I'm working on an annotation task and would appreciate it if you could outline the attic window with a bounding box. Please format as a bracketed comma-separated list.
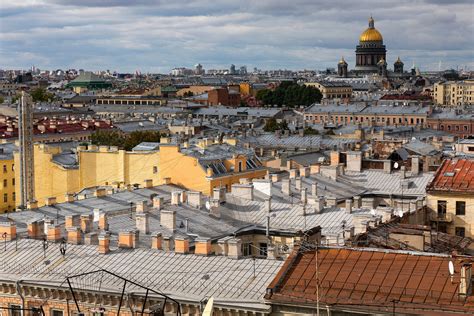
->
[444, 172, 455, 177]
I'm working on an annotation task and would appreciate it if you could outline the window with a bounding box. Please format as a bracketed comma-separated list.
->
[9, 305, 22, 316]
[456, 201, 466, 215]
[455, 227, 466, 238]
[259, 243, 268, 257]
[3, 179, 6, 187]
[153, 166, 158, 174]
[3, 165, 6, 173]
[51, 310, 64, 316]
[12, 192, 15, 201]
[242, 242, 253, 256]
[437, 200, 447, 215]
[3, 193, 7, 203]
[12, 178, 15, 186]
[238, 161, 243, 172]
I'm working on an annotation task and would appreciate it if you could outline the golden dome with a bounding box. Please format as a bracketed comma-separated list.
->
[359, 16, 383, 42]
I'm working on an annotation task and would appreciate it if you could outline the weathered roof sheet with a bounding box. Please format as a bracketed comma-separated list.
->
[427, 158, 474, 193]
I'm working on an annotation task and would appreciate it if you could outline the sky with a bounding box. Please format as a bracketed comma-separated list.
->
[0, 0, 473, 73]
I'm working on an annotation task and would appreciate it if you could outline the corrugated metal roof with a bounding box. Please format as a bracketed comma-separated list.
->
[427, 158, 474, 193]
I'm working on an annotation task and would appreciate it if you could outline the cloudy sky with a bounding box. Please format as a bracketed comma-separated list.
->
[0, 0, 472, 73]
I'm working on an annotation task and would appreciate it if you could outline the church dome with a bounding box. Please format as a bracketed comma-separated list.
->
[359, 17, 383, 42]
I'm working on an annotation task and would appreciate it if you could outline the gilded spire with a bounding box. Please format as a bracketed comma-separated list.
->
[369, 16, 374, 28]
[338, 56, 347, 64]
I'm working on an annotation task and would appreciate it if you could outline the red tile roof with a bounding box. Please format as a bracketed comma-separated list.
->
[427, 158, 474, 193]
[266, 246, 474, 314]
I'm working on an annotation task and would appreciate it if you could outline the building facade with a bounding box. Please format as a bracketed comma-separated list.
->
[355, 17, 387, 73]
[434, 80, 474, 106]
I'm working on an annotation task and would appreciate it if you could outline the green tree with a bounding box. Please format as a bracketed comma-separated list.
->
[255, 82, 322, 107]
[303, 127, 319, 135]
[0, 96, 4, 104]
[123, 131, 162, 151]
[90, 130, 126, 148]
[30, 88, 54, 102]
[263, 118, 288, 132]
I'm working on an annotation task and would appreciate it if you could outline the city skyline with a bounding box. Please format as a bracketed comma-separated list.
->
[1, 0, 473, 72]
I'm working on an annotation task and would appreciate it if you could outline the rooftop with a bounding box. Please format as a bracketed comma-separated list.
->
[427, 158, 474, 193]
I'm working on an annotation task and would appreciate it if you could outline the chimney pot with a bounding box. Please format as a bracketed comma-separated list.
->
[118, 230, 136, 249]
[67, 226, 82, 245]
[98, 232, 111, 254]
[227, 238, 242, 259]
[151, 232, 162, 250]
[175, 236, 190, 254]
[160, 210, 177, 232]
[195, 238, 212, 256]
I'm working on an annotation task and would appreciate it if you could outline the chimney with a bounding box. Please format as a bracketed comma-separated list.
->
[171, 191, 181, 205]
[289, 169, 298, 179]
[346, 199, 353, 214]
[94, 188, 106, 198]
[136, 213, 150, 234]
[411, 156, 420, 176]
[209, 198, 221, 218]
[353, 196, 361, 208]
[311, 181, 318, 197]
[80, 214, 92, 233]
[267, 245, 277, 260]
[47, 224, 62, 242]
[195, 238, 212, 256]
[153, 196, 164, 210]
[135, 200, 149, 213]
[151, 233, 162, 250]
[227, 238, 242, 259]
[330, 151, 340, 166]
[98, 232, 111, 254]
[143, 179, 153, 188]
[67, 227, 82, 245]
[118, 230, 136, 249]
[163, 235, 174, 252]
[271, 173, 280, 183]
[295, 177, 302, 191]
[0, 222, 16, 241]
[300, 167, 310, 178]
[301, 188, 308, 205]
[84, 232, 99, 245]
[27, 220, 43, 239]
[99, 212, 108, 231]
[163, 177, 171, 185]
[175, 236, 190, 254]
[45, 196, 57, 206]
[282, 178, 290, 196]
[459, 263, 472, 296]
[161, 210, 176, 232]
[27, 200, 38, 210]
[231, 184, 254, 200]
[383, 160, 392, 174]
[213, 187, 226, 202]
[187, 191, 202, 209]
[326, 196, 337, 207]
[362, 197, 375, 209]
[65, 215, 80, 229]
[315, 196, 325, 213]
[65, 193, 75, 203]
[346, 151, 362, 172]
[217, 237, 230, 256]
[400, 166, 406, 179]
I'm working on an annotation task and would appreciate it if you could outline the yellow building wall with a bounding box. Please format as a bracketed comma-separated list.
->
[0, 158, 15, 213]
[158, 145, 210, 194]
[78, 149, 126, 188]
[427, 193, 474, 238]
[125, 152, 160, 186]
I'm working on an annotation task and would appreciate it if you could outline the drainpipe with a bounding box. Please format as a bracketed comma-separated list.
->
[15, 280, 25, 316]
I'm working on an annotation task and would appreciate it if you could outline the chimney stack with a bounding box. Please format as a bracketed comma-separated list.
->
[118, 230, 136, 249]
[136, 213, 150, 234]
[300, 167, 310, 178]
[411, 156, 420, 176]
[213, 187, 226, 203]
[301, 188, 308, 205]
[187, 191, 202, 209]
[65, 193, 75, 203]
[160, 210, 176, 232]
[289, 169, 298, 179]
[171, 191, 181, 205]
[98, 232, 111, 254]
[67, 227, 82, 245]
[47, 224, 62, 242]
[353, 196, 361, 208]
[153, 196, 164, 210]
[346, 199, 353, 214]
[163, 235, 174, 252]
[135, 200, 149, 213]
[311, 181, 318, 197]
[400, 166, 406, 179]
[27, 200, 38, 210]
[143, 179, 153, 188]
[80, 214, 93, 233]
[295, 177, 302, 191]
[315, 196, 325, 213]
[151, 233, 162, 250]
[195, 238, 212, 256]
[281, 178, 290, 196]
[227, 238, 242, 259]
[65, 215, 80, 229]
[0, 222, 16, 241]
[94, 188, 107, 198]
[27, 220, 44, 239]
[383, 160, 392, 174]
[175, 236, 190, 254]
[98, 212, 108, 231]
[45, 197, 57, 206]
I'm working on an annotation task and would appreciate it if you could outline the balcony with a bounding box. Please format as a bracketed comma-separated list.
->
[429, 212, 454, 223]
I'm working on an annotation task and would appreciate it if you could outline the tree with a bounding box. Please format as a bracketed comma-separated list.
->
[0, 96, 4, 104]
[303, 127, 319, 135]
[90, 130, 163, 151]
[123, 131, 162, 151]
[263, 118, 288, 132]
[30, 88, 54, 102]
[256, 82, 322, 107]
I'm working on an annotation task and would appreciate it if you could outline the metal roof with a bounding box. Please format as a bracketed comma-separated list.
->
[427, 158, 474, 193]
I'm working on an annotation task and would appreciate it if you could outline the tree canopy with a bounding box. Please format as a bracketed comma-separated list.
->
[263, 118, 289, 132]
[90, 130, 163, 151]
[256, 82, 322, 107]
[30, 88, 55, 102]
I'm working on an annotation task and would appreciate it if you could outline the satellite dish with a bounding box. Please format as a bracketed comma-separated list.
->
[449, 261, 454, 275]
[205, 201, 210, 210]
[370, 209, 376, 216]
[394, 162, 399, 169]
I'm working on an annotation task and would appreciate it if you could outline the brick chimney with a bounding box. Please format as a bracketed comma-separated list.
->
[143, 179, 153, 188]
[289, 169, 298, 179]
[311, 181, 318, 197]
[98, 232, 111, 254]
[400, 166, 406, 179]
[231, 184, 254, 200]
[27, 200, 38, 210]
[346, 151, 362, 172]
[213, 187, 226, 203]
[187, 191, 202, 209]
[315, 196, 325, 213]
[136, 213, 150, 234]
[383, 160, 392, 174]
[67, 227, 82, 245]
[295, 177, 302, 191]
[281, 178, 290, 196]
[301, 188, 308, 205]
[65, 215, 80, 229]
[153, 196, 163, 210]
[118, 230, 136, 249]
[94, 188, 107, 198]
[99, 212, 108, 231]
[195, 238, 212, 256]
[45, 197, 57, 206]
[47, 225, 62, 242]
[353, 196, 361, 208]
[160, 210, 176, 232]
[135, 200, 149, 213]
[411, 156, 420, 176]
[80, 214, 93, 233]
[0, 222, 16, 241]
[227, 238, 242, 259]
[209, 198, 221, 218]
[330, 151, 340, 166]
[27, 220, 44, 239]
[65, 193, 75, 203]
[300, 167, 310, 178]
[346, 199, 353, 214]
[151, 233, 162, 250]
[163, 235, 174, 251]
[175, 236, 190, 254]
[171, 191, 181, 205]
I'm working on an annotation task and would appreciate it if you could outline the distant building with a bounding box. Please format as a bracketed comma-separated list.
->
[304, 81, 352, 100]
[65, 72, 112, 94]
[208, 87, 241, 106]
[433, 80, 474, 106]
[355, 17, 387, 73]
[426, 158, 474, 238]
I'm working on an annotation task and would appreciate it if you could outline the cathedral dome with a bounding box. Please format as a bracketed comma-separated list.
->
[359, 17, 383, 42]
